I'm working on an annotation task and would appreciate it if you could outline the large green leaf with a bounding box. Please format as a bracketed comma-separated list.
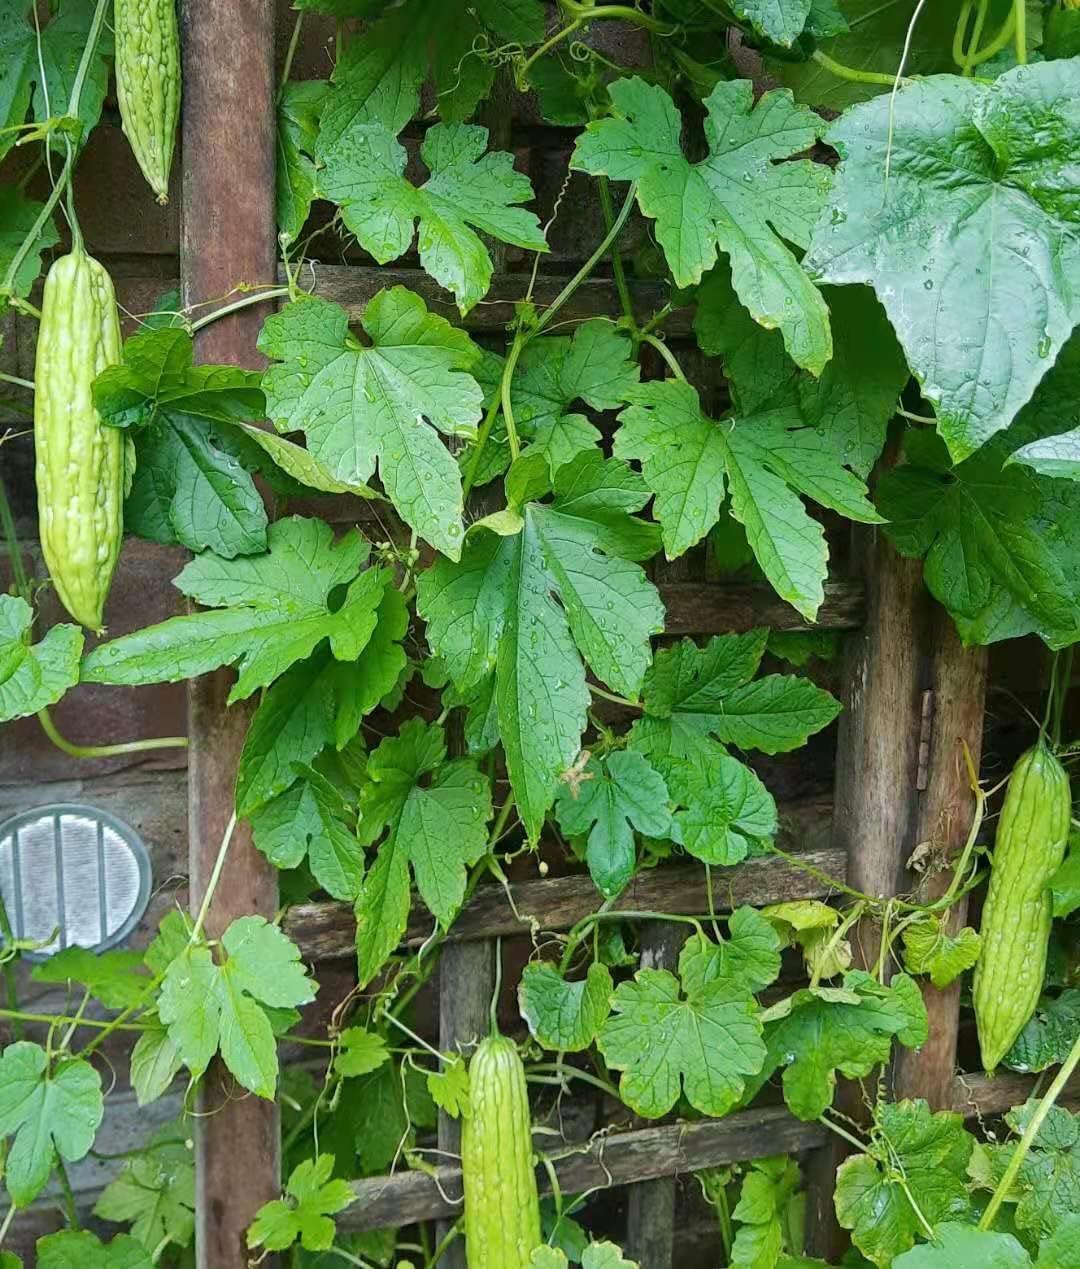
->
[0, 186, 60, 302]
[890, 1224, 1031, 1269]
[317, 0, 545, 141]
[277, 80, 328, 245]
[616, 378, 879, 618]
[94, 1127, 194, 1255]
[0, 595, 82, 723]
[247, 1155, 354, 1254]
[518, 961, 614, 1052]
[807, 60, 1080, 460]
[82, 517, 387, 701]
[354, 721, 492, 984]
[260, 290, 483, 556]
[317, 120, 547, 315]
[0, 0, 113, 163]
[554, 750, 672, 897]
[878, 420, 1080, 648]
[36, 1230, 153, 1269]
[572, 76, 831, 371]
[158, 917, 317, 1098]
[418, 452, 664, 839]
[597, 936, 765, 1118]
[741, 971, 927, 1120]
[835, 1100, 974, 1265]
[0, 1042, 103, 1206]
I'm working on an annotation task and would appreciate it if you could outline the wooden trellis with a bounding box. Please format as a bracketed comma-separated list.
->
[1, 1, 1061, 1264]
[170, 4, 1014, 1266]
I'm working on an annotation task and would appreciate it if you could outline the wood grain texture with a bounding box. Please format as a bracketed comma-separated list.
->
[806, 520, 934, 1259]
[894, 612, 988, 1108]
[436, 941, 496, 1267]
[337, 1107, 828, 1233]
[180, 2, 280, 1265]
[286, 828, 845, 961]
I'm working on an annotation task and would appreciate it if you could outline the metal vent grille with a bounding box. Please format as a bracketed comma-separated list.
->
[0, 805, 152, 959]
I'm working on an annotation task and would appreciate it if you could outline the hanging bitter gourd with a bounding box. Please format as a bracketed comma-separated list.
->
[461, 1034, 542, 1268]
[973, 741, 1072, 1071]
[114, 0, 181, 203]
[34, 249, 125, 633]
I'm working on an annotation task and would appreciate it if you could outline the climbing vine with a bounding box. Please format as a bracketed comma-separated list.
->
[1, 1, 1080, 1265]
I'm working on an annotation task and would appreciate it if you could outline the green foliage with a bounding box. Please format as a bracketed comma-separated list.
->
[554, 750, 672, 896]
[159, 916, 317, 1097]
[901, 915, 982, 990]
[807, 59, 1080, 461]
[94, 1127, 195, 1255]
[572, 77, 832, 371]
[0, 186, 60, 301]
[519, 960, 614, 1052]
[835, 1100, 975, 1265]
[260, 290, 484, 556]
[0, 1041, 103, 1206]
[34, 1231, 152, 1269]
[82, 516, 388, 700]
[247, 1154, 354, 1253]
[354, 720, 492, 984]
[277, 79, 328, 245]
[0, 594, 82, 722]
[317, 120, 547, 315]
[597, 930, 767, 1118]
[419, 452, 663, 840]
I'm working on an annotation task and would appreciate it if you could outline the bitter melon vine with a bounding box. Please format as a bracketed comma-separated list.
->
[0, 0, 1079, 1265]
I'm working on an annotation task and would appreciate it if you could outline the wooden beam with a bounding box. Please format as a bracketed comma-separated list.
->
[894, 613, 987, 1107]
[337, 1107, 828, 1233]
[293, 263, 694, 337]
[286, 838, 847, 961]
[804, 506, 932, 1258]
[180, 3, 280, 1266]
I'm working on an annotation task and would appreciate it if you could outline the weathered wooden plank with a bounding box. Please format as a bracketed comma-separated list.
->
[337, 1107, 829, 1233]
[660, 580, 863, 635]
[288, 263, 694, 336]
[286, 837, 846, 961]
[805, 516, 930, 1258]
[894, 614, 988, 1108]
[950, 1069, 1080, 1118]
[180, 2, 280, 1266]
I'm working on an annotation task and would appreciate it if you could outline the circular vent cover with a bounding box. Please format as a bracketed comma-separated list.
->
[0, 804, 152, 959]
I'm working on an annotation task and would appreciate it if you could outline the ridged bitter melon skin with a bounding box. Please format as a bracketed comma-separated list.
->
[461, 1034, 542, 1268]
[34, 249, 125, 633]
[114, 0, 181, 203]
[973, 742, 1071, 1071]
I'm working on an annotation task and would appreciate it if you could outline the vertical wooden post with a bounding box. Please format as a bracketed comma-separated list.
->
[180, 3, 280, 1266]
[437, 942, 497, 1267]
[805, 523, 988, 1258]
[893, 610, 987, 1106]
[804, 524, 935, 1259]
[623, 922, 685, 1269]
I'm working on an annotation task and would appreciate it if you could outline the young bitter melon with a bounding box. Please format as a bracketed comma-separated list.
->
[973, 741, 1071, 1070]
[114, 0, 181, 203]
[34, 249, 125, 632]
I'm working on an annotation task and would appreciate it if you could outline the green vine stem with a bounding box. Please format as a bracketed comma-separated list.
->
[557, 908, 704, 975]
[1013, 0, 1027, 64]
[37, 706, 188, 759]
[188, 286, 292, 333]
[0, 371, 33, 391]
[979, 1029, 1080, 1230]
[811, 50, 910, 87]
[0, 0, 111, 296]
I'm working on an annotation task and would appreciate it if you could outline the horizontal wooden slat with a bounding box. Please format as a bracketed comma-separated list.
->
[949, 1069, 1080, 1118]
[288, 823, 845, 961]
[661, 580, 862, 635]
[337, 1106, 828, 1233]
[288, 263, 695, 337]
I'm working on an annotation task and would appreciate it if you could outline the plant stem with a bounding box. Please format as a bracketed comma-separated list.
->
[979, 1030, 1080, 1230]
[0, 372, 33, 391]
[811, 50, 909, 87]
[190, 813, 238, 943]
[37, 707, 189, 759]
[56, 1158, 80, 1229]
[558, 908, 702, 974]
[1014, 0, 1027, 64]
[536, 181, 639, 336]
[0, 1203, 15, 1247]
[640, 333, 686, 381]
[500, 332, 526, 463]
[461, 392, 502, 502]
[965, 9, 1016, 66]
[0, 896, 21, 1041]
[517, 17, 585, 83]
[0, 1007, 148, 1032]
[279, 11, 305, 93]
[596, 177, 635, 327]
[560, 0, 673, 32]
[189, 287, 292, 332]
